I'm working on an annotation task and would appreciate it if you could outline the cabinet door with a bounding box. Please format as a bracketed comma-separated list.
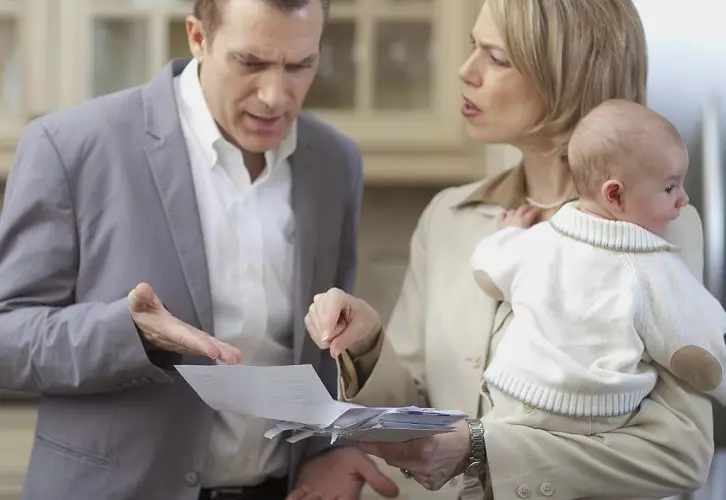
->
[305, 0, 467, 151]
[60, 0, 189, 107]
[0, 2, 22, 127]
[0, 0, 55, 177]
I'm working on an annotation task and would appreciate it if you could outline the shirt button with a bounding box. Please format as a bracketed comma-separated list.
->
[185, 471, 200, 486]
[523, 404, 535, 413]
[540, 482, 554, 496]
[516, 484, 532, 498]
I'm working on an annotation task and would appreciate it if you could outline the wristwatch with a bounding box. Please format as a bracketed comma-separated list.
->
[463, 418, 487, 478]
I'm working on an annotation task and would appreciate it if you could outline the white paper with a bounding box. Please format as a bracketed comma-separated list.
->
[176, 363, 469, 444]
[175, 364, 357, 427]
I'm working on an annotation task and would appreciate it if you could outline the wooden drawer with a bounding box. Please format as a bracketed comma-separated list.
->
[0, 404, 37, 500]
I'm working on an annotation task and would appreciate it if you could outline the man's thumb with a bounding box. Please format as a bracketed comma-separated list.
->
[128, 282, 160, 311]
[358, 456, 399, 498]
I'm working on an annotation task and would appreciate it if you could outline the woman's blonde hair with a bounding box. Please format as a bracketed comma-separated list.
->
[487, 0, 647, 157]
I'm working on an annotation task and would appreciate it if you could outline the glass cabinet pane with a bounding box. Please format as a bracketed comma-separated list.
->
[374, 21, 432, 110]
[305, 21, 356, 110]
[168, 20, 191, 61]
[0, 17, 21, 117]
[92, 18, 149, 97]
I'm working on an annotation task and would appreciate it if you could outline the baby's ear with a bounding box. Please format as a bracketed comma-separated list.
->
[601, 179, 625, 211]
[670, 345, 722, 391]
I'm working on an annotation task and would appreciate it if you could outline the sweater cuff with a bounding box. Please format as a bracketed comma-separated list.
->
[338, 329, 384, 401]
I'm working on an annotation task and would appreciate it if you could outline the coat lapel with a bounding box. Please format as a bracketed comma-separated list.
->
[140, 60, 214, 335]
[290, 130, 323, 367]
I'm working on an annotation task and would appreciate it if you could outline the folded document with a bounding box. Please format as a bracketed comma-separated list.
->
[175, 363, 468, 444]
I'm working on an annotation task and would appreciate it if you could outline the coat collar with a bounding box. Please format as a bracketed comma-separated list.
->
[453, 162, 579, 211]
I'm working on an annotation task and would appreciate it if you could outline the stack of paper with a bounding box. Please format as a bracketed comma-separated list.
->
[176, 364, 468, 444]
[264, 405, 469, 444]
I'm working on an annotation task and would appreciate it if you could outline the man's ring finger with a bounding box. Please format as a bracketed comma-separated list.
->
[400, 469, 414, 479]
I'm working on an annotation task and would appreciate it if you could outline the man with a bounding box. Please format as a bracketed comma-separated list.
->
[0, 0, 399, 499]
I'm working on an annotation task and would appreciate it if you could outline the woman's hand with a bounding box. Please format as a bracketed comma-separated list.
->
[360, 421, 472, 491]
[305, 288, 382, 357]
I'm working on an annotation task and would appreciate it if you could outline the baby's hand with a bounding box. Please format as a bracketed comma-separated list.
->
[498, 205, 540, 229]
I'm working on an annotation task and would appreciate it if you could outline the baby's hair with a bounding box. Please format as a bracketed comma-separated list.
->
[568, 99, 684, 197]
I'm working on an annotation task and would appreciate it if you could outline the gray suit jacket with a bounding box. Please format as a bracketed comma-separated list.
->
[0, 59, 363, 500]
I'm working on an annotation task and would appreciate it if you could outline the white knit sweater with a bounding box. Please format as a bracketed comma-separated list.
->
[471, 202, 726, 417]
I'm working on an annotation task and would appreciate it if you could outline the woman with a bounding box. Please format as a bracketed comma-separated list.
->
[304, 0, 713, 498]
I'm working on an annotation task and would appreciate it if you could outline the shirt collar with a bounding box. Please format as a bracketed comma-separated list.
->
[177, 58, 297, 170]
[453, 162, 579, 210]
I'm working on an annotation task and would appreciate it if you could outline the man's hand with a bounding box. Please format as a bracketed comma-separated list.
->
[287, 448, 399, 500]
[360, 421, 471, 491]
[497, 204, 540, 230]
[305, 288, 382, 358]
[127, 282, 243, 364]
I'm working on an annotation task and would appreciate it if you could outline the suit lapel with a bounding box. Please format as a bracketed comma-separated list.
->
[290, 132, 323, 368]
[141, 60, 214, 335]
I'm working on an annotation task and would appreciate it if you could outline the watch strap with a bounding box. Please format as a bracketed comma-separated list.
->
[464, 418, 487, 477]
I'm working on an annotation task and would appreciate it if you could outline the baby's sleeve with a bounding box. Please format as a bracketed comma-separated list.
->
[638, 254, 726, 405]
[470, 226, 528, 303]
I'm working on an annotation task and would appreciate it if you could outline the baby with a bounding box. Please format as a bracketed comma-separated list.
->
[470, 99, 726, 435]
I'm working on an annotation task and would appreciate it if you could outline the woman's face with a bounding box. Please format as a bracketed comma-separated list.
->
[459, 3, 545, 146]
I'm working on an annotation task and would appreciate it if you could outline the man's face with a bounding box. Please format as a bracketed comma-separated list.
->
[188, 0, 323, 152]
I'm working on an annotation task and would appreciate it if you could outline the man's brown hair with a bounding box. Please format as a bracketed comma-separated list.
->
[193, 0, 330, 38]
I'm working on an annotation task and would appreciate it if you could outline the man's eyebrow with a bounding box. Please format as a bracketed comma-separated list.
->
[233, 51, 318, 65]
[234, 52, 268, 63]
[291, 54, 318, 65]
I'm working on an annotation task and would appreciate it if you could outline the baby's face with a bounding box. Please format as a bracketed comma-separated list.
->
[619, 147, 689, 236]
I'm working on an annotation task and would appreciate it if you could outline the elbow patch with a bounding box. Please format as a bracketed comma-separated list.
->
[670, 345, 722, 391]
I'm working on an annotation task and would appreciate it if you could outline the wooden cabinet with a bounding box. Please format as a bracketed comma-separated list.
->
[305, 0, 468, 152]
[0, 0, 54, 177]
[0, 0, 488, 183]
[0, 404, 37, 500]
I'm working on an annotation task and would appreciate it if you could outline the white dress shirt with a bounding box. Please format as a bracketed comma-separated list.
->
[173, 59, 297, 487]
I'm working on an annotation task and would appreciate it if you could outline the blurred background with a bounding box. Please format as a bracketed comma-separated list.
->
[0, 0, 724, 499]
